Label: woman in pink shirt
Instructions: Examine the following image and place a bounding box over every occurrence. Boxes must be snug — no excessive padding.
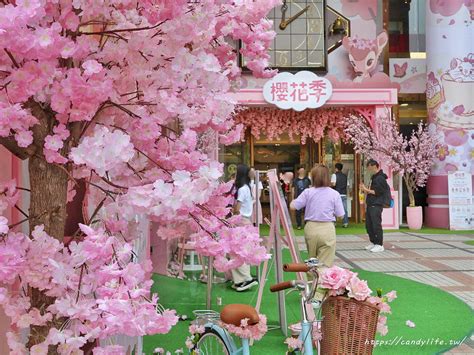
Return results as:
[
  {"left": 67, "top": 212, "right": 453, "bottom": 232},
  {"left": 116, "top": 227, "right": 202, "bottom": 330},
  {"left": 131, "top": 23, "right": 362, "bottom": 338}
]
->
[{"left": 290, "top": 165, "right": 345, "bottom": 267}]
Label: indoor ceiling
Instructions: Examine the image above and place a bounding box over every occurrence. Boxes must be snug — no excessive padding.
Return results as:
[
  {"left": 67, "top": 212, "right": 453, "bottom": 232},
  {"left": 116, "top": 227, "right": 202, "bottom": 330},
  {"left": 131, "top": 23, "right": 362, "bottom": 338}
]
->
[{"left": 398, "top": 101, "right": 427, "bottom": 125}]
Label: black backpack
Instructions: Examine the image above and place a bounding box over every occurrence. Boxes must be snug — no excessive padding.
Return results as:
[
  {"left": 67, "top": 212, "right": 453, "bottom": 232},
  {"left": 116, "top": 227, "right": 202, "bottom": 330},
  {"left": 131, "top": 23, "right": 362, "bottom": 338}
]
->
[{"left": 382, "top": 183, "right": 394, "bottom": 208}]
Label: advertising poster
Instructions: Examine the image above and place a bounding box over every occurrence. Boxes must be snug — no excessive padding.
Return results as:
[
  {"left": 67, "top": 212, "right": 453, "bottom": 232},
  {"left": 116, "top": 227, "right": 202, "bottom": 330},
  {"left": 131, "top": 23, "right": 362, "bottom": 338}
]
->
[{"left": 448, "top": 171, "right": 473, "bottom": 230}]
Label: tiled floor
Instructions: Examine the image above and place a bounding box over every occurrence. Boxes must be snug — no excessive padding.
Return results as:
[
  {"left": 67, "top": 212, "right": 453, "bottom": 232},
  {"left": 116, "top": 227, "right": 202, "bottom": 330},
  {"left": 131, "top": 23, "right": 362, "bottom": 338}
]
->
[{"left": 296, "top": 230, "right": 474, "bottom": 354}]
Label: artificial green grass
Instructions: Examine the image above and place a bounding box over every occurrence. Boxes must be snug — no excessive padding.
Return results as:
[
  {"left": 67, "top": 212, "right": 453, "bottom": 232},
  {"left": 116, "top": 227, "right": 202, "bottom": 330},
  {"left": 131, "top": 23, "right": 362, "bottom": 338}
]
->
[
  {"left": 259, "top": 224, "right": 474, "bottom": 237},
  {"left": 143, "top": 251, "right": 473, "bottom": 354}
]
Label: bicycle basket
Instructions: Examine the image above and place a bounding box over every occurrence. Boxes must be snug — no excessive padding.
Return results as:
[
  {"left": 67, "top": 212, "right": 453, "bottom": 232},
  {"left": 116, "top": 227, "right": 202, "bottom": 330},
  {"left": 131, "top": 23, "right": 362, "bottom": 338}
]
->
[{"left": 321, "top": 296, "right": 380, "bottom": 355}]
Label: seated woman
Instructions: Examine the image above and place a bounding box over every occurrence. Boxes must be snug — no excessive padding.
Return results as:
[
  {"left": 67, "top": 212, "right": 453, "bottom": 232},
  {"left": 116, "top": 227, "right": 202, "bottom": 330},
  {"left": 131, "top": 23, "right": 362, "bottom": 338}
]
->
[{"left": 290, "top": 165, "right": 345, "bottom": 267}]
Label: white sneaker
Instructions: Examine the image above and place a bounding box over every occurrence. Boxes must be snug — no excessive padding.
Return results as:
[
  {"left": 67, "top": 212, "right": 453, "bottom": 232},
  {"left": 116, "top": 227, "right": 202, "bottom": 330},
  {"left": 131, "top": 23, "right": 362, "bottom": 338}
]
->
[
  {"left": 365, "top": 243, "right": 375, "bottom": 250},
  {"left": 370, "top": 245, "right": 384, "bottom": 253}
]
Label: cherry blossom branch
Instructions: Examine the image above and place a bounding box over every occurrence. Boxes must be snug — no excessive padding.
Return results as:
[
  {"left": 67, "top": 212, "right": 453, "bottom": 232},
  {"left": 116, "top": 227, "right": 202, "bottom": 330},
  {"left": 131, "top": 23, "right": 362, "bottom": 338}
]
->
[
  {"left": 75, "top": 264, "right": 85, "bottom": 303},
  {"left": 189, "top": 213, "right": 217, "bottom": 240},
  {"left": 14, "top": 204, "right": 29, "bottom": 218},
  {"left": 197, "top": 204, "right": 232, "bottom": 228},
  {"left": 99, "top": 175, "right": 129, "bottom": 191},
  {"left": 79, "top": 20, "right": 167, "bottom": 35},
  {"left": 134, "top": 147, "right": 171, "bottom": 177},
  {"left": 8, "top": 209, "right": 50, "bottom": 230},
  {"left": 4, "top": 48, "right": 20, "bottom": 68},
  {"left": 84, "top": 197, "right": 107, "bottom": 226},
  {"left": 0, "top": 136, "right": 36, "bottom": 160},
  {"left": 105, "top": 101, "right": 178, "bottom": 135}
]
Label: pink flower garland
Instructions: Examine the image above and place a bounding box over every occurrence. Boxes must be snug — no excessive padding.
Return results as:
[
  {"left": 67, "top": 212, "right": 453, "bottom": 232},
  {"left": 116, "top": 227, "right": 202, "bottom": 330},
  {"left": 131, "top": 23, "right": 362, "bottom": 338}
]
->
[
  {"left": 220, "top": 314, "right": 268, "bottom": 341},
  {"left": 234, "top": 107, "right": 357, "bottom": 144}
]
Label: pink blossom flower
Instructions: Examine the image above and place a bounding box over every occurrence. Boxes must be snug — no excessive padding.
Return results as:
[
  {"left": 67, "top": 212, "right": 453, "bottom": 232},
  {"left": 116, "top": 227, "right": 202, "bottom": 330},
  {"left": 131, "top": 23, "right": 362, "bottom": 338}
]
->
[
  {"left": 378, "top": 302, "right": 392, "bottom": 314},
  {"left": 285, "top": 337, "right": 303, "bottom": 351},
  {"left": 0, "top": 216, "right": 9, "bottom": 234},
  {"left": 385, "top": 290, "right": 397, "bottom": 302},
  {"left": 406, "top": 320, "right": 416, "bottom": 328},
  {"left": 320, "top": 266, "right": 354, "bottom": 294},
  {"left": 189, "top": 324, "right": 205, "bottom": 335},
  {"left": 346, "top": 276, "right": 372, "bottom": 301},
  {"left": 14, "top": 130, "right": 33, "bottom": 147},
  {"left": 82, "top": 60, "right": 103, "bottom": 76}
]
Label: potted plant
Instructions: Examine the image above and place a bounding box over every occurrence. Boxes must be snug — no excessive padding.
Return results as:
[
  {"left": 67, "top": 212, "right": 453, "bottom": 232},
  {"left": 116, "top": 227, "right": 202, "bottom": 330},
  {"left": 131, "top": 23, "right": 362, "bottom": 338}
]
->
[{"left": 344, "top": 114, "right": 440, "bottom": 229}]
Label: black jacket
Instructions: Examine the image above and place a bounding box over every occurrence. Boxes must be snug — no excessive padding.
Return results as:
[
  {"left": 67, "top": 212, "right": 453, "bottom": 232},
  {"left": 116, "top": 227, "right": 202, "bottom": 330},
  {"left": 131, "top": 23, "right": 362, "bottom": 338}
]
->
[{"left": 366, "top": 170, "right": 389, "bottom": 207}]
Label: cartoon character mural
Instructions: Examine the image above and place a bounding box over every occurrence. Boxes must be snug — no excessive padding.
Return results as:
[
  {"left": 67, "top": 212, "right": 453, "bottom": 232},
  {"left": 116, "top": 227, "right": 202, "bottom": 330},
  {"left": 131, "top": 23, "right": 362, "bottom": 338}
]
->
[
  {"left": 428, "top": 53, "right": 474, "bottom": 130},
  {"left": 393, "top": 62, "right": 408, "bottom": 78},
  {"left": 342, "top": 31, "right": 388, "bottom": 83}
]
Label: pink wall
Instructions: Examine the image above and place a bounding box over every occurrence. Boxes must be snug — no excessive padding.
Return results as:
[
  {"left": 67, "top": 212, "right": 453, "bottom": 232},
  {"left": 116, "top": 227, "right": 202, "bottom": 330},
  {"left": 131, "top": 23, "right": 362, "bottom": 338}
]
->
[{"left": 0, "top": 146, "right": 19, "bottom": 354}]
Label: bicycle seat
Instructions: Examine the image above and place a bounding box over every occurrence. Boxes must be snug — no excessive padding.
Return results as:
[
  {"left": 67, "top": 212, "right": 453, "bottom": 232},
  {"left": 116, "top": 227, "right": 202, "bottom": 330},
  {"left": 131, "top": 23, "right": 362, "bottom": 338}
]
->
[{"left": 220, "top": 304, "right": 260, "bottom": 326}]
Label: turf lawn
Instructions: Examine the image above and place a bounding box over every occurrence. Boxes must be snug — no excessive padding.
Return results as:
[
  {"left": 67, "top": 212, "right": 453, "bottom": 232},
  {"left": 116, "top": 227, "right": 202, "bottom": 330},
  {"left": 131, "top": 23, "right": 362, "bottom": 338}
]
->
[
  {"left": 259, "top": 224, "right": 474, "bottom": 237},
  {"left": 143, "top": 250, "right": 473, "bottom": 355}
]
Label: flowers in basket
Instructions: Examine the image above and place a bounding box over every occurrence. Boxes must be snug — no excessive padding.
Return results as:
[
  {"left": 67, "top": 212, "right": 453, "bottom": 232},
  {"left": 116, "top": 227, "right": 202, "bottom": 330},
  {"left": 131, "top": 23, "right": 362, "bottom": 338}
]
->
[
  {"left": 319, "top": 266, "right": 397, "bottom": 336},
  {"left": 220, "top": 314, "right": 268, "bottom": 341}
]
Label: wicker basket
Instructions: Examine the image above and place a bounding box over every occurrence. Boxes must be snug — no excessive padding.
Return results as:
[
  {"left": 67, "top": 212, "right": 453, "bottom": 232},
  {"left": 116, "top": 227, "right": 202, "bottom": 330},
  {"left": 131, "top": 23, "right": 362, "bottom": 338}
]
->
[{"left": 321, "top": 296, "right": 380, "bottom": 355}]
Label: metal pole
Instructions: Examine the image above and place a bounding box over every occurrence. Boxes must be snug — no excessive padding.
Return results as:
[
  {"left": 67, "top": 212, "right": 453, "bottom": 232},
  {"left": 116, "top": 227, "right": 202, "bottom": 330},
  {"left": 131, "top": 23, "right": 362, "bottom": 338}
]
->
[
  {"left": 399, "top": 176, "right": 403, "bottom": 225},
  {"left": 206, "top": 256, "right": 213, "bottom": 309},
  {"left": 255, "top": 170, "right": 261, "bottom": 282}
]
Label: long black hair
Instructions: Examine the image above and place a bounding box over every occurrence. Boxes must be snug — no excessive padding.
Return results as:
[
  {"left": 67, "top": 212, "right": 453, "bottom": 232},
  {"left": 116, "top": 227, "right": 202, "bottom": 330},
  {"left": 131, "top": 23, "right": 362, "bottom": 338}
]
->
[{"left": 234, "top": 164, "right": 251, "bottom": 199}]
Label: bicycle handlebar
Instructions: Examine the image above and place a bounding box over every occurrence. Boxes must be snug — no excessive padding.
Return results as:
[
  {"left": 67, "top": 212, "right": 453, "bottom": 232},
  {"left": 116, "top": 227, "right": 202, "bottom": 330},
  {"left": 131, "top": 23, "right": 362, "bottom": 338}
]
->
[
  {"left": 283, "top": 263, "right": 310, "bottom": 272},
  {"left": 270, "top": 281, "right": 294, "bottom": 292}
]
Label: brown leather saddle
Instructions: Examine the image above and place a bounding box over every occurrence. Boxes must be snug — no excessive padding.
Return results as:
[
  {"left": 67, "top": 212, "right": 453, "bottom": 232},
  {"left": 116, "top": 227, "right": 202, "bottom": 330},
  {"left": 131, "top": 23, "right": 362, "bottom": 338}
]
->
[{"left": 220, "top": 304, "right": 260, "bottom": 327}]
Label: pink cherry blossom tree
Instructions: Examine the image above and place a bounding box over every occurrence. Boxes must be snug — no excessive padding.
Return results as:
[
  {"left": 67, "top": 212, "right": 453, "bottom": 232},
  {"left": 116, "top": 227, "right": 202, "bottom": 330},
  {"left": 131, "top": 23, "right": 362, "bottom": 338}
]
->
[
  {"left": 0, "top": 0, "right": 279, "bottom": 352},
  {"left": 344, "top": 113, "right": 440, "bottom": 207}
]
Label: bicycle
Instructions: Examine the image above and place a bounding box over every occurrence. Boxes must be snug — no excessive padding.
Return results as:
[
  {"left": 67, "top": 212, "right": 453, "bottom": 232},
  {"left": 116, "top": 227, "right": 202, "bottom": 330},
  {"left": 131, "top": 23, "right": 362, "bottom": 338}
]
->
[
  {"left": 270, "top": 258, "right": 323, "bottom": 355},
  {"left": 190, "top": 258, "right": 322, "bottom": 355}
]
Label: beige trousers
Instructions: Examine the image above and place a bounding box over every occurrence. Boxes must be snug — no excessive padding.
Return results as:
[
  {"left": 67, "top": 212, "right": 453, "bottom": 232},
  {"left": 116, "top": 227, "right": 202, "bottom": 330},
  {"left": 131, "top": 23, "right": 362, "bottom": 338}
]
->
[
  {"left": 304, "top": 221, "right": 336, "bottom": 268},
  {"left": 231, "top": 216, "right": 253, "bottom": 284}
]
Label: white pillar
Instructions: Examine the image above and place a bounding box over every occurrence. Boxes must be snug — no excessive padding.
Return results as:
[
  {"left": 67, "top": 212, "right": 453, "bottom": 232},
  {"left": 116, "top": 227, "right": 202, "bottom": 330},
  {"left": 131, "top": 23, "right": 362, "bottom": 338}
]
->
[{"left": 425, "top": 2, "right": 473, "bottom": 228}]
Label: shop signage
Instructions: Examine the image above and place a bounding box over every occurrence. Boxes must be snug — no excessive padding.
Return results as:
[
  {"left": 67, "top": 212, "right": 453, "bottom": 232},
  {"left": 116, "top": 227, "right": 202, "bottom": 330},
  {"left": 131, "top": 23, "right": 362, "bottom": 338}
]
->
[
  {"left": 263, "top": 71, "right": 333, "bottom": 112},
  {"left": 448, "top": 171, "right": 473, "bottom": 230}
]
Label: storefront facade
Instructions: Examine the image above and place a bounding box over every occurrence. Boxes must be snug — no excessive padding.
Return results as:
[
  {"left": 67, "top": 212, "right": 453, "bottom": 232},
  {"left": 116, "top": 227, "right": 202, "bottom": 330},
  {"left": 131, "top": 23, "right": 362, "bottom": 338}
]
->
[{"left": 222, "top": 87, "right": 399, "bottom": 228}]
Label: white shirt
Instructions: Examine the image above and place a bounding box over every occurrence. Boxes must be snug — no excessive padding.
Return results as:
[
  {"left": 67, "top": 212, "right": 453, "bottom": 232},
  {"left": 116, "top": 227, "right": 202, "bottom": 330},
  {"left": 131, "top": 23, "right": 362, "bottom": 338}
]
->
[
  {"left": 331, "top": 173, "right": 337, "bottom": 185},
  {"left": 250, "top": 180, "right": 263, "bottom": 196},
  {"left": 237, "top": 185, "right": 253, "bottom": 218}
]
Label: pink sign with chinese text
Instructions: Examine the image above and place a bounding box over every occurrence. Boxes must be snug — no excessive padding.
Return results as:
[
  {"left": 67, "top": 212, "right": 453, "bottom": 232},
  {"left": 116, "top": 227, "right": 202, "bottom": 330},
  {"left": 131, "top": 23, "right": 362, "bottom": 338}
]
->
[{"left": 263, "top": 71, "right": 333, "bottom": 111}]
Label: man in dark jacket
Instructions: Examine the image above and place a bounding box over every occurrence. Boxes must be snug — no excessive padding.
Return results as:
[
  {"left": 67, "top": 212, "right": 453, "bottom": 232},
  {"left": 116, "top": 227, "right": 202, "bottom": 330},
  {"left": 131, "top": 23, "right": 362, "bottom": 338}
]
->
[
  {"left": 292, "top": 166, "right": 311, "bottom": 229},
  {"left": 331, "top": 163, "right": 349, "bottom": 227},
  {"left": 359, "top": 159, "right": 390, "bottom": 253}
]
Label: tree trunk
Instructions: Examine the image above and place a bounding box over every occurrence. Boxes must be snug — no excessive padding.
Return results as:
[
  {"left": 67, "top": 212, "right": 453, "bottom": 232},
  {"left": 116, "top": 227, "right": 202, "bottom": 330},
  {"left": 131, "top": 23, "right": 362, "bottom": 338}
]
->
[
  {"left": 28, "top": 155, "right": 68, "bottom": 239},
  {"left": 26, "top": 102, "right": 69, "bottom": 350},
  {"left": 404, "top": 174, "right": 416, "bottom": 207}
]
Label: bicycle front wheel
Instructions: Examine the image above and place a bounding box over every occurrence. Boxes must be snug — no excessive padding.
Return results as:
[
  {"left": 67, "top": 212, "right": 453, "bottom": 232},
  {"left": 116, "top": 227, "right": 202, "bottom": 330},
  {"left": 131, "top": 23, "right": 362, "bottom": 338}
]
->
[{"left": 195, "top": 328, "right": 231, "bottom": 355}]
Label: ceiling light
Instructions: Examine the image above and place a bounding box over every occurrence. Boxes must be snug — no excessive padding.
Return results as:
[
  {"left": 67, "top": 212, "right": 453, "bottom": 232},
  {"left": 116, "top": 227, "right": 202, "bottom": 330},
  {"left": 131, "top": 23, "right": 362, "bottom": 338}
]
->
[{"left": 400, "top": 103, "right": 409, "bottom": 107}]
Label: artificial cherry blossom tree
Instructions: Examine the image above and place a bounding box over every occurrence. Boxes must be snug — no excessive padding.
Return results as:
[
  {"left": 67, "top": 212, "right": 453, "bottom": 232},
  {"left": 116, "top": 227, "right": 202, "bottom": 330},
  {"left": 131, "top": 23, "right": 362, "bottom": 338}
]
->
[
  {"left": 344, "top": 113, "right": 439, "bottom": 207},
  {"left": 0, "top": 1, "right": 279, "bottom": 353}
]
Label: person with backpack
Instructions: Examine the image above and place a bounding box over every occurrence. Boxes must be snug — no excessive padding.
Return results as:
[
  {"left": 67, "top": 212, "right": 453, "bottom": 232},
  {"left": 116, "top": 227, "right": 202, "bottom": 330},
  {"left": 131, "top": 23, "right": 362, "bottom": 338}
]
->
[
  {"left": 331, "top": 163, "right": 349, "bottom": 228},
  {"left": 359, "top": 159, "right": 391, "bottom": 253},
  {"left": 292, "top": 166, "right": 311, "bottom": 230}
]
